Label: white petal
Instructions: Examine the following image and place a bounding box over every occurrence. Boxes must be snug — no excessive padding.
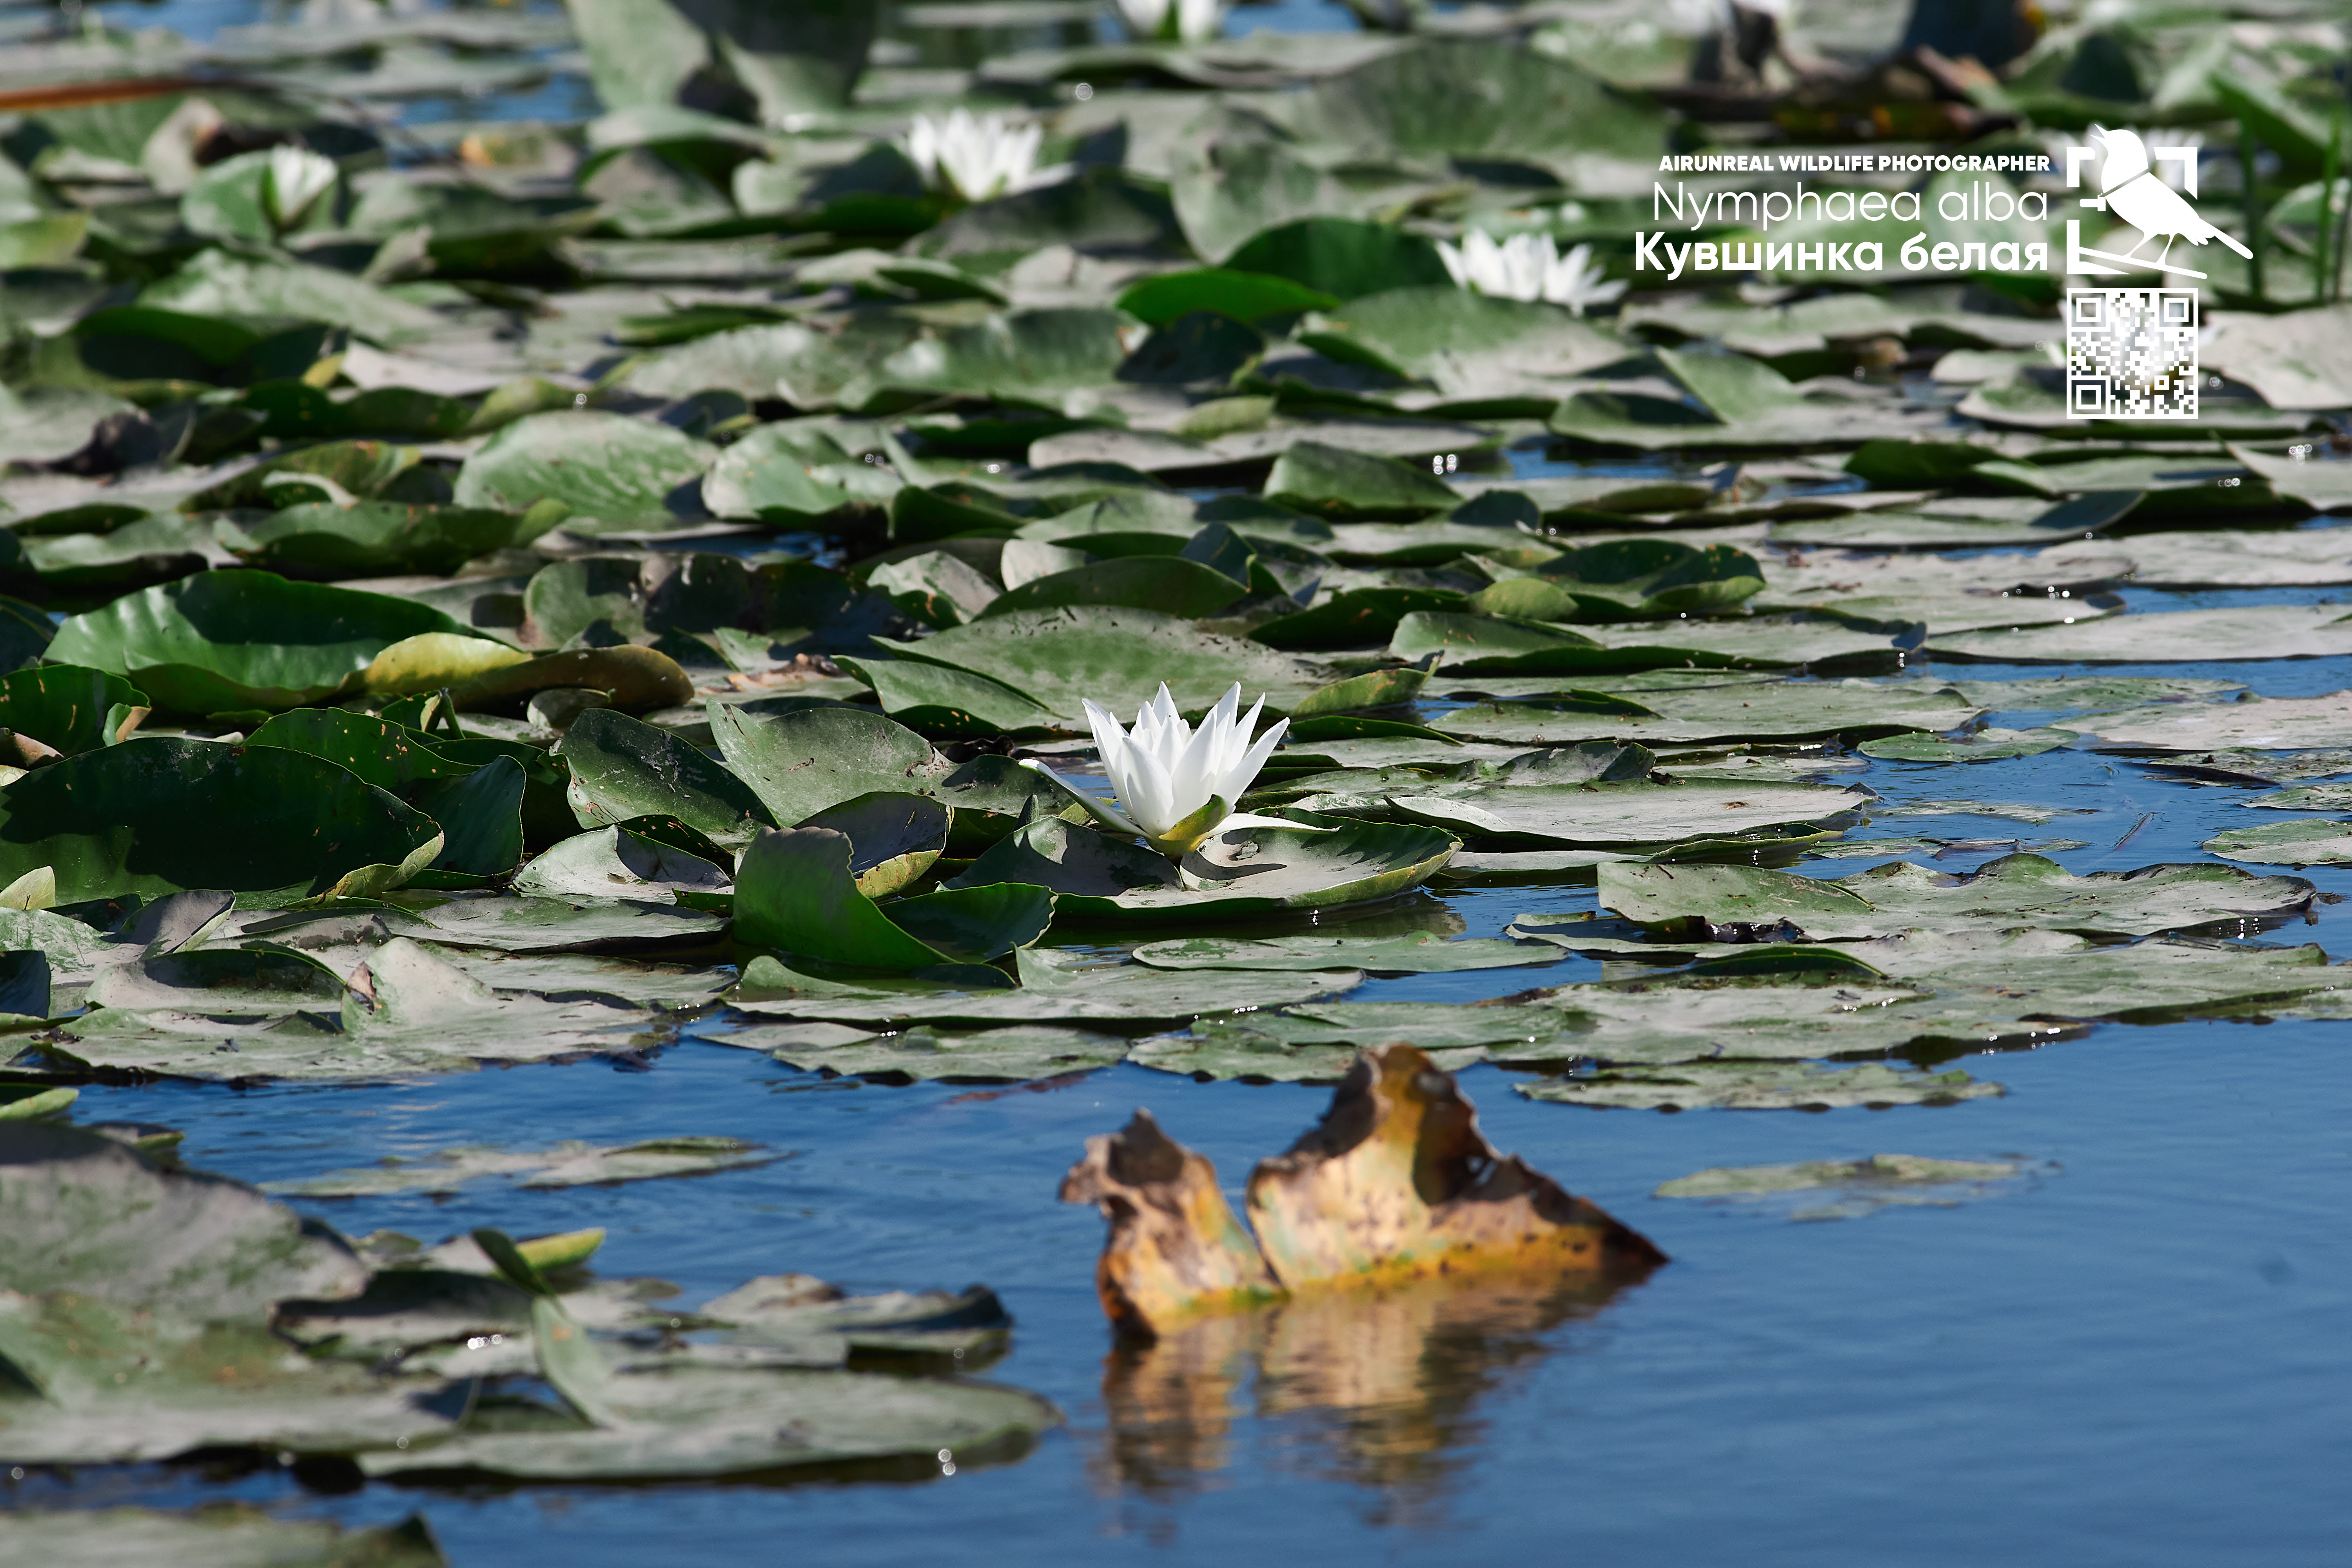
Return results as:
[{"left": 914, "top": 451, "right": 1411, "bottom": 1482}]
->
[
  {"left": 1213, "top": 713, "right": 1287, "bottom": 802},
  {"left": 1210, "top": 813, "right": 1334, "bottom": 834},
  {"left": 1018, "top": 759, "right": 1145, "bottom": 838},
  {"left": 1437, "top": 240, "right": 1469, "bottom": 289}
]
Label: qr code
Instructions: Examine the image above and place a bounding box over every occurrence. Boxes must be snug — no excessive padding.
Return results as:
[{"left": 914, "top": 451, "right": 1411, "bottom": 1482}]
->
[{"left": 2066, "top": 288, "right": 2198, "bottom": 420}]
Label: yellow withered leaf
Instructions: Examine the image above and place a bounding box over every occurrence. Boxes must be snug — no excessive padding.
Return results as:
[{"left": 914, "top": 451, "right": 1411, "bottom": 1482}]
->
[
  {"left": 1245, "top": 1043, "right": 1666, "bottom": 1289},
  {"left": 1059, "top": 1108, "right": 1283, "bottom": 1338}
]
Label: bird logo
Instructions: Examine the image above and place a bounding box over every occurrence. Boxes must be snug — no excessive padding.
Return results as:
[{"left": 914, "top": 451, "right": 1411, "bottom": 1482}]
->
[{"left": 2067, "top": 126, "right": 2250, "bottom": 280}]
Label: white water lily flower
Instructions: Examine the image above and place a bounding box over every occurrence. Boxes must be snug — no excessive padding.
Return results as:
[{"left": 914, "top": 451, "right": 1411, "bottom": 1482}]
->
[
  {"left": 1113, "top": 0, "right": 1224, "bottom": 42},
  {"left": 262, "top": 145, "right": 339, "bottom": 232},
  {"left": 904, "top": 109, "right": 1049, "bottom": 203},
  {"left": 1022, "top": 682, "right": 1329, "bottom": 858},
  {"left": 1437, "top": 229, "right": 1629, "bottom": 316}
]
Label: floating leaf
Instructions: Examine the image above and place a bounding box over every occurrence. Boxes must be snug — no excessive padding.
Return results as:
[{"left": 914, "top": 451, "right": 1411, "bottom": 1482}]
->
[
  {"left": 1131, "top": 933, "right": 1555, "bottom": 973},
  {"left": 1519, "top": 1062, "right": 2004, "bottom": 1112},
  {"left": 1243, "top": 1044, "right": 1664, "bottom": 1289},
  {"left": 735, "top": 826, "right": 1052, "bottom": 968},
  {"left": 453, "top": 411, "right": 717, "bottom": 526},
  {"left": 1596, "top": 855, "right": 2314, "bottom": 941},
  {"left": 1651, "top": 1153, "right": 2042, "bottom": 1220},
  {"left": 0, "top": 739, "right": 440, "bottom": 903},
  {"left": 949, "top": 814, "right": 1456, "bottom": 920},
  {"left": 261, "top": 1136, "right": 778, "bottom": 1197},
  {"left": 48, "top": 572, "right": 475, "bottom": 713}
]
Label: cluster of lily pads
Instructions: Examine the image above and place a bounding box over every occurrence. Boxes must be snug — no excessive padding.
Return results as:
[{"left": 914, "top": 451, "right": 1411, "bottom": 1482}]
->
[{"left": 2, "top": 0, "right": 2352, "bottom": 1521}]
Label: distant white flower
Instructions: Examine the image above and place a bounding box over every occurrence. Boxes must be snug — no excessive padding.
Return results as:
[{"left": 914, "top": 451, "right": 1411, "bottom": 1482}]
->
[
  {"left": 262, "top": 145, "right": 339, "bottom": 232},
  {"left": 1437, "top": 230, "right": 1629, "bottom": 316},
  {"left": 1113, "top": 0, "right": 1223, "bottom": 42},
  {"left": 904, "top": 109, "right": 1049, "bottom": 203},
  {"left": 1022, "top": 683, "right": 1328, "bottom": 858}
]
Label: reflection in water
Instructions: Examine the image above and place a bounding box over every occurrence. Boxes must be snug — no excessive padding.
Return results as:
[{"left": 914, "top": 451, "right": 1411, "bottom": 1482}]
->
[{"left": 1093, "top": 1270, "right": 1646, "bottom": 1511}]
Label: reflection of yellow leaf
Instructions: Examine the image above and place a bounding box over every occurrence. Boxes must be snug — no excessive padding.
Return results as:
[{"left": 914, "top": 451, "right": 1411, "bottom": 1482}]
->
[
  {"left": 1099, "top": 1269, "right": 1642, "bottom": 1495},
  {"left": 363, "top": 633, "right": 530, "bottom": 696},
  {"left": 1246, "top": 1044, "right": 1666, "bottom": 1290}
]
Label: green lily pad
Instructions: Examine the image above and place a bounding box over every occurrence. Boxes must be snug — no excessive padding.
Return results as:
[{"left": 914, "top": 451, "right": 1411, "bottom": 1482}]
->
[
  {"left": 733, "top": 946, "right": 1361, "bottom": 1025},
  {"left": 0, "top": 1120, "right": 367, "bottom": 1318},
  {"left": 2088, "top": 690, "right": 2352, "bottom": 752},
  {"left": 1480, "top": 540, "right": 1767, "bottom": 622},
  {"left": 223, "top": 501, "right": 553, "bottom": 579},
  {"left": 261, "top": 1136, "right": 778, "bottom": 1197},
  {"left": 1432, "top": 679, "right": 1978, "bottom": 746},
  {"left": 557, "top": 708, "right": 775, "bottom": 849},
  {"left": 947, "top": 813, "right": 1456, "bottom": 920},
  {"left": 1115, "top": 269, "right": 1340, "bottom": 327},
  {"left": 510, "top": 826, "right": 734, "bottom": 902},
  {"left": 1382, "top": 778, "right": 1871, "bottom": 849},
  {"left": 706, "top": 704, "right": 949, "bottom": 826},
  {"left": 1127, "top": 1000, "right": 1579, "bottom": 1082},
  {"left": 0, "top": 739, "right": 441, "bottom": 903},
  {"left": 358, "top": 1359, "right": 1057, "bottom": 1483},
  {"left": 47, "top": 571, "right": 476, "bottom": 713},
  {"left": 1651, "top": 1152, "right": 2039, "bottom": 1220},
  {"left": 735, "top": 826, "right": 1053, "bottom": 968},
  {"left": 1596, "top": 855, "right": 2314, "bottom": 941},
  {"left": 980, "top": 555, "right": 1249, "bottom": 620},
  {"left": 0, "top": 665, "right": 148, "bottom": 756},
  {"left": 1857, "top": 727, "right": 2079, "bottom": 762},
  {"left": 868, "top": 308, "right": 1131, "bottom": 407},
  {"left": 752, "top": 1023, "right": 1129, "bottom": 1083},
  {"left": 1298, "top": 288, "right": 1627, "bottom": 407},
  {"left": 1223, "top": 216, "right": 1453, "bottom": 301},
  {"left": 2202, "top": 818, "right": 2352, "bottom": 867},
  {"left": 1130, "top": 933, "right": 1556, "bottom": 973},
  {"left": 1264, "top": 440, "right": 1460, "bottom": 519},
  {"left": 869, "top": 606, "right": 1334, "bottom": 722},
  {"left": 0, "top": 1508, "right": 446, "bottom": 1568},
  {"left": 1520, "top": 1062, "right": 2004, "bottom": 1112},
  {"left": 453, "top": 411, "right": 717, "bottom": 526},
  {"left": 1927, "top": 606, "right": 2352, "bottom": 665}
]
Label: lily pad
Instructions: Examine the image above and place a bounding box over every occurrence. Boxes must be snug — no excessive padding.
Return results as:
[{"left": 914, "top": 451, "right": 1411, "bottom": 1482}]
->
[
  {"left": 1595, "top": 855, "right": 2314, "bottom": 941},
  {"left": 947, "top": 813, "right": 1456, "bottom": 920},
  {"left": 510, "top": 826, "right": 734, "bottom": 902},
  {"left": 1382, "top": 779, "right": 1872, "bottom": 849},
  {"left": 453, "top": 412, "right": 717, "bottom": 526},
  {"left": 0, "top": 739, "right": 441, "bottom": 903},
  {"left": 2088, "top": 691, "right": 2352, "bottom": 752},
  {"left": 1519, "top": 1062, "right": 2004, "bottom": 1112},
  {"left": 1857, "top": 727, "right": 2079, "bottom": 762},
  {"left": 734, "top": 826, "right": 1053, "bottom": 967},
  {"left": 753, "top": 1023, "right": 1129, "bottom": 1083},
  {"left": 0, "top": 1508, "right": 446, "bottom": 1567},
  {"left": 2202, "top": 818, "right": 2352, "bottom": 867},
  {"left": 869, "top": 607, "right": 1334, "bottom": 722},
  {"left": 557, "top": 708, "right": 775, "bottom": 848},
  {"left": 1130, "top": 933, "right": 1556, "bottom": 973},
  {"left": 261, "top": 1136, "right": 778, "bottom": 1197},
  {"left": 47, "top": 571, "right": 476, "bottom": 713},
  {"left": 1651, "top": 1153, "right": 2040, "bottom": 1220},
  {"left": 0, "top": 1121, "right": 367, "bottom": 1317},
  {"left": 1927, "top": 606, "right": 2352, "bottom": 665},
  {"left": 733, "top": 947, "right": 1362, "bottom": 1026}
]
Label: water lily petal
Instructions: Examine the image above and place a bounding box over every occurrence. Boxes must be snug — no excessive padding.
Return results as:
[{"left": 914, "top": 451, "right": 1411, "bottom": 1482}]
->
[
  {"left": 1019, "top": 759, "right": 1145, "bottom": 838},
  {"left": 1208, "top": 813, "right": 1336, "bottom": 834}
]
